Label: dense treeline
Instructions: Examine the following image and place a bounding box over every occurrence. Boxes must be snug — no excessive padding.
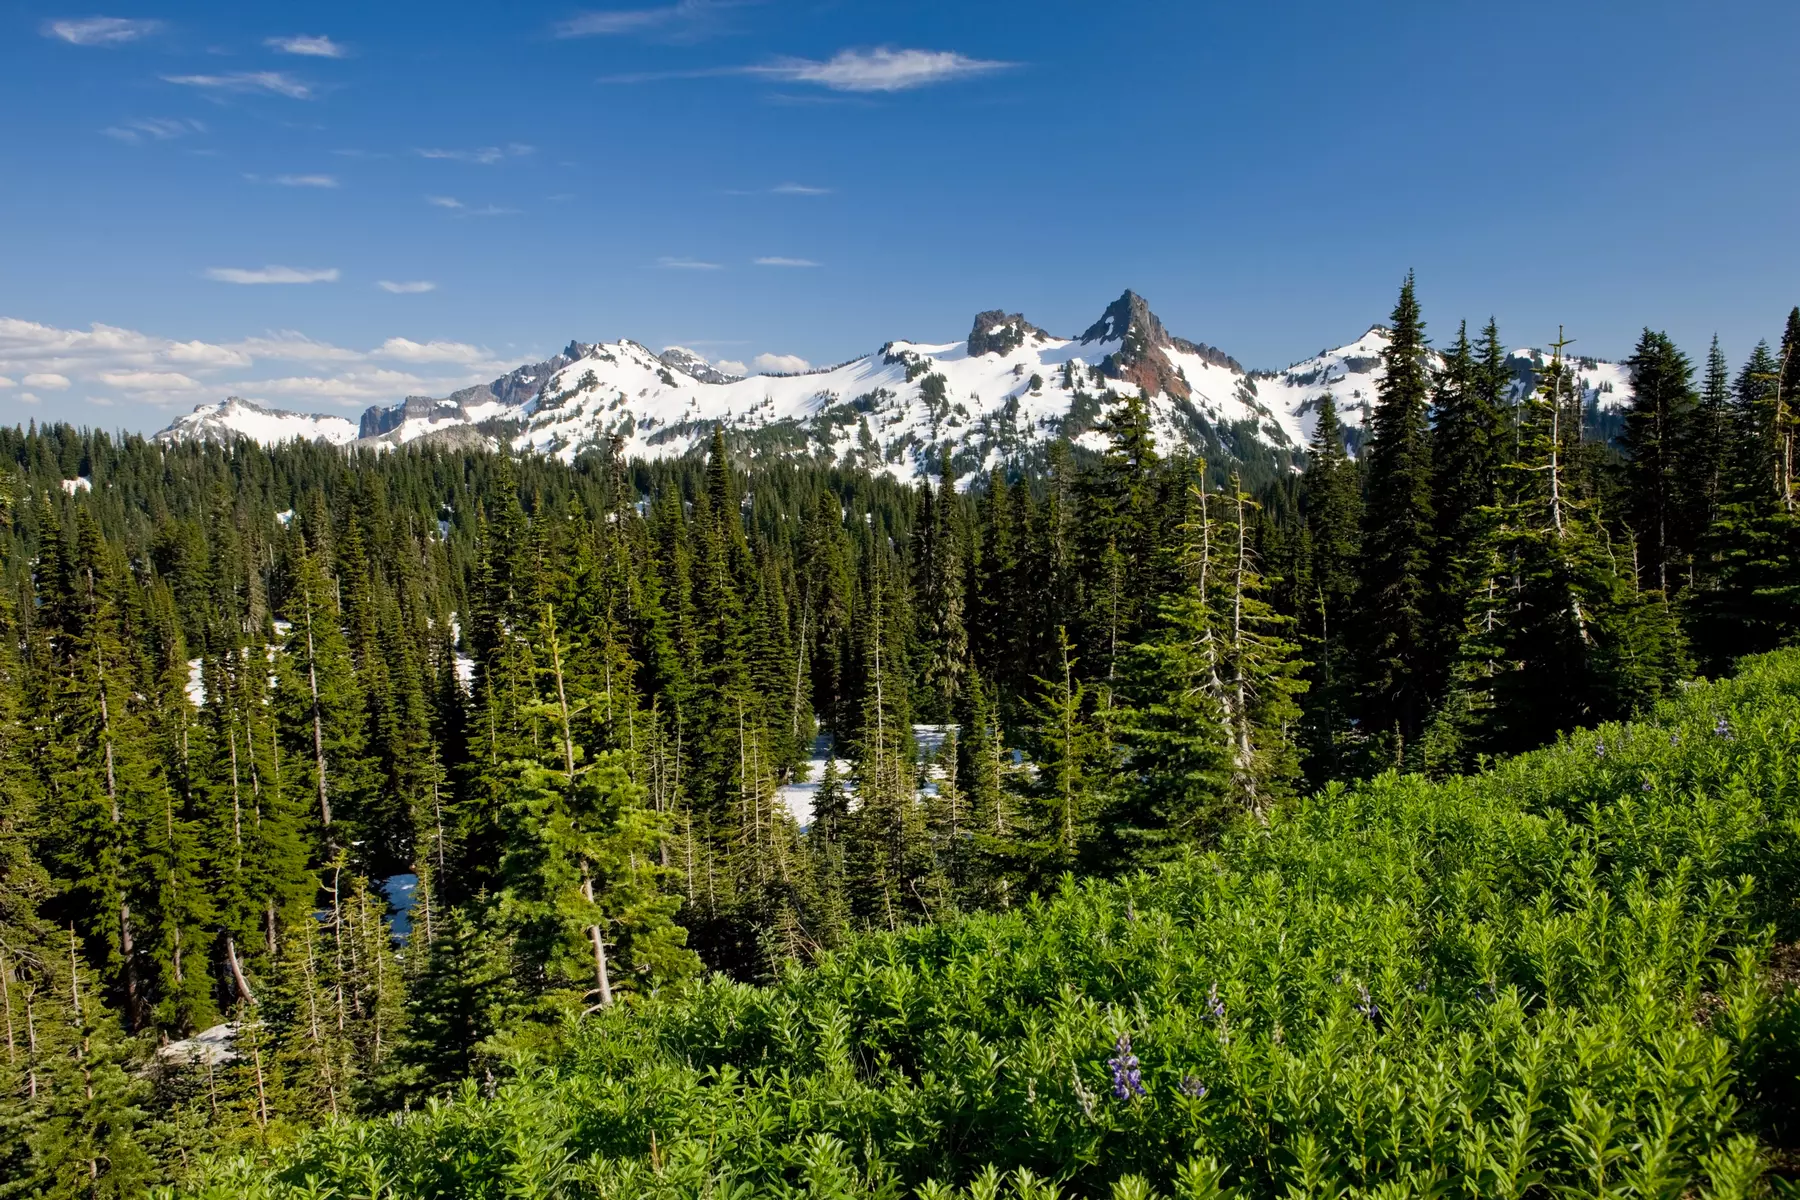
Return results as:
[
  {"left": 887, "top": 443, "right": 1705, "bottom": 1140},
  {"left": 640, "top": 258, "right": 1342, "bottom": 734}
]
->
[{"left": 0, "top": 277, "right": 1796, "bottom": 1193}]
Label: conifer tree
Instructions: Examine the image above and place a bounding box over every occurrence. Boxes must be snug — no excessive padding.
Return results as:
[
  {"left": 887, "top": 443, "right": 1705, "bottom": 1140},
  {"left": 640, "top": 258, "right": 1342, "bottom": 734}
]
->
[
  {"left": 1297, "top": 396, "right": 1362, "bottom": 779},
  {"left": 1622, "top": 329, "right": 1700, "bottom": 595},
  {"left": 1355, "top": 272, "right": 1437, "bottom": 762}
]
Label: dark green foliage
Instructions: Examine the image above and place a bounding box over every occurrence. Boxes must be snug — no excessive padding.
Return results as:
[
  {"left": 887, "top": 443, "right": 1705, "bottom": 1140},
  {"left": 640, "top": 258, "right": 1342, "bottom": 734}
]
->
[
  {"left": 1355, "top": 273, "right": 1437, "bottom": 761},
  {"left": 0, "top": 280, "right": 1797, "bottom": 1192},
  {"left": 184, "top": 648, "right": 1800, "bottom": 1200}
]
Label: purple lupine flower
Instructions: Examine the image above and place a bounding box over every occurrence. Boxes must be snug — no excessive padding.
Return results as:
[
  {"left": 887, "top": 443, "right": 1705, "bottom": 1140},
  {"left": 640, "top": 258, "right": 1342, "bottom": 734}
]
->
[
  {"left": 1179, "top": 1075, "right": 1208, "bottom": 1099},
  {"left": 1669, "top": 732, "right": 1680, "bottom": 747},
  {"left": 1714, "top": 716, "right": 1733, "bottom": 740},
  {"left": 1356, "top": 983, "right": 1385, "bottom": 1032},
  {"left": 1204, "top": 982, "right": 1226, "bottom": 1022},
  {"left": 1106, "top": 1035, "right": 1145, "bottom": 1100},
  {"left": 1594, "top": 739, "right": 1606, "bottom": 759},
  {"left": 1641, "top": 780, "right": 1653, "bottom": 792}
]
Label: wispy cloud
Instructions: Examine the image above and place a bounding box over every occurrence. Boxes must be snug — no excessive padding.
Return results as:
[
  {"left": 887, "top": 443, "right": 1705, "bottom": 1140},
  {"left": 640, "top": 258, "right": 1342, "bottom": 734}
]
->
[
  {"left": 727, "top": 181, "right": 832, "bottom": 196},
  {"left": 0, "top": 316, "right": 523, "bottom": 410},
  {"left": 376, "top": 338, "right": 490, "bottom": 365},
  {"left": 205, "top": 266, "right": 339, "bottom": 285},
  {"left": 602, "top": 47, "right": 1012, "bottom": 91},
  {"left": 377, "top": 280, "right": 437, "bottom": 294},
  {"left": 656, "top": 256, "right": 723, "bottom": 270},
  {"left": 752, "top": 353, "right": 809, "bottom": 373},
  {"left": 424, "top": 196, "right": 517, "bottom": 217},
  {"left": 754, "top": 256, "right": 818, "bottom": 267},
  {"left": 165, "top": 72, "right": 313, "bottom": 100},
  {"left": 43, "top": 16, "right": 160, "bottom": 46},
  {"left": 415, "top": 144, "right": 533, "bottom": 165},
  {"left": 99, "top": 369, "right": 201, "bottom": 391},
  {"left": 752, "top": 48, "right": 1011, "bottom": 92},
  {"left": 266, "top": 34, "right": 346, "bottom": 58},
  {"left": 103, "top": 117, "right": 204, "bottom": 143},
  {"left": 250, "top": 173, "right": 340, "bottom": 188},
  {"left": 554, "top": 0, "right": 742, "bottom": 40}
]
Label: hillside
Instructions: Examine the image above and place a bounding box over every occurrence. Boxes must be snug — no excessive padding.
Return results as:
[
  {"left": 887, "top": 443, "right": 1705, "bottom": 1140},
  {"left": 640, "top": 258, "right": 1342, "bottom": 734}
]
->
[
  {"left": 181, "top": 649, "right": 1800, "bottom": 1199},
  {"left": 155, "top": 291, "right": 1637, "bottom": 479}
]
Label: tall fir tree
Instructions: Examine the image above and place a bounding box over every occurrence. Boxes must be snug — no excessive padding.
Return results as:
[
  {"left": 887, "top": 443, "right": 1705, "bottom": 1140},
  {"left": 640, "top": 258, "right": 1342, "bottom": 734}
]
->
[{"left": 1355, "top": 272, "right": 1437, "bottom": 764}]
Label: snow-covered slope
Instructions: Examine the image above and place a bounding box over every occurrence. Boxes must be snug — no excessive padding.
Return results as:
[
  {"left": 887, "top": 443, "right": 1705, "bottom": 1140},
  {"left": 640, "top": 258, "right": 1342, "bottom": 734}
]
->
[
  {"left": 1254, "top": 330, "right": 1635, "bottom": 447},
  {"left": 511, "top": 291, "right": 1300, "bottom": 479},
  {"left": 152, "top": 293, "right": 1638, "bottom": 476},
  {"left": 158, "top": 397, "right": 360, "bottom": 446}
]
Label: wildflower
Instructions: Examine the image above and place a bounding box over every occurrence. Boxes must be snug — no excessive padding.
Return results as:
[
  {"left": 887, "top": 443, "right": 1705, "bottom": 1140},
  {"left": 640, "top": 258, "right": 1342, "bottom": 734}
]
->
[
  {"left": 1594, "top": 739, "right": 1606, "bottom": 759},
  {"left": 1107, "top": 1035, "right": 1145, "bottom": 1100},
  {"left": 1179, "top": 1075, "right": 1208, "bottom": 1099},
  {"left": 1356, "top": 983, "right": 1386, "bottom": 1032},
  {"left": 1669, "top": 732, "right": 1680, "bottom": 747},
  {"left": 1204, "top": 982, "right": 1226, "bottom": 1022},
  {"left": 1714, "top": 716, "right": 1733, "bottom": 740},
  {"left": 1641, "top": 780, "right": 1653, "bottom": 792}
]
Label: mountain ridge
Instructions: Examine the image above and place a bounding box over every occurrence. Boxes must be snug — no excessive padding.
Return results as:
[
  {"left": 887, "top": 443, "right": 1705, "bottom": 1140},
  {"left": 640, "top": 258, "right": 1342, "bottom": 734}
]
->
[{"left": 155, "top": 291, "right": 1636, "bottom": 480}]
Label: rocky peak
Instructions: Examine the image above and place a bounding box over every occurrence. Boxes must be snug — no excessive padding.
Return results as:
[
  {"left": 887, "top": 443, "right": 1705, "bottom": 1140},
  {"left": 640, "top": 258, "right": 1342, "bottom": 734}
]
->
[
  {"left": 966, "top": 310, "right": 1047, "bottom": 357},
  {"left": 1076, "top": 290, "right": 1193, "bottom": 400},
  {"left": 658, "top": 346, "right": 743, "bottom": 385},
  {"left": 1078, "top": 290, "right": 1170, "bottom": 351}
]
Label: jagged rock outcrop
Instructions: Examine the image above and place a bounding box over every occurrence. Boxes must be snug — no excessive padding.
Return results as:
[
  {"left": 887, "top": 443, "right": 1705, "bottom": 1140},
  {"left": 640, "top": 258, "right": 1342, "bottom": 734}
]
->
[
  {"left": 658, "top": 346, "right": 743, "bottom": 385},
  {"left": 967, "top": 311, "right": 1048, "bottom": 357}
]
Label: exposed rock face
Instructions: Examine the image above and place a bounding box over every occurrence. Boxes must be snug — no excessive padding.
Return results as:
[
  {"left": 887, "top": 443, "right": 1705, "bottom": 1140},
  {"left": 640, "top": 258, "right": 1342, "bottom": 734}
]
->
[
  {"left": 357, "top": 346, "right": 583, "bottom": 437},
  {"left": 967, "top": 310, "right": 1047, "bottom": 357},
  {"left": 1079, "top": 290, "right": 1193, "bottom": 400},
  {"left": 658, "top": 346, "right": 743, "bottom": 385},
  {"left": 360, "top": 395, "right": 462, "bottom": 438}
]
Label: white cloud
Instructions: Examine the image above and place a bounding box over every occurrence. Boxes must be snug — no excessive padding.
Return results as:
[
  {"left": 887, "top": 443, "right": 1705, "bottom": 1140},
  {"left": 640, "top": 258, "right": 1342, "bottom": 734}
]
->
[
  {"left": 103, "top": 117, "right": 204, "bottom": 144},
  {"left": 0, "top": 377, "right": 11, "bottom": 388},
  {"left": 205, "top": 266, "right": 339, "bottom": 285},
  {"left": 226, "top": 333, "right": 361, "bottom": 364},
  {"left": 375, "top": 338, "right": 489, "bottom": 365},
  {"left": 714, "top": 359, "right": 748, "bottom": 376},
  {"left": 554, "top": 1, "right": 731, "bottom": 38},
  {"left": 272, "top": 173, "right": 339, "bottom": 188},
  {"left": 378, "top": 280, "right": 437, "bottom": 294},
  {"left": 164, "top": 72, "right": 313, "bottom": 100},
  {"left": 771, "top": 182, "right": 831, "bottom": 195},
  {"left": 754, "top": 256, "right": 818, "bottom": 268},
  {"left": 751, "top": 48, "right": 1011, "bottom": 92},
  {"left": 43, "top": 16, "right": 160, "bottom": 46},
  {"left": 266, "top": 34, "right": 346, "bottom": 58},
  {"left": 16, "top": 393, "right": 41, "bottom": 405},
  {"left": 99, "top": 370, "right": 201, "bottom": 390},
  {"left": 657, "top": 256, "right": 723, "bottom": 270},
  {"left": 0, "top": 315, "right": 516, "bottom": 411},
  {"left": 426, "top": 195, "right": 464, "bottom": 209},
  {"left": 415, "top": 144, "right": 533, "bottom": 165},
  {"left": 753, "top": 353, "right": 810, "bottom": 374}
]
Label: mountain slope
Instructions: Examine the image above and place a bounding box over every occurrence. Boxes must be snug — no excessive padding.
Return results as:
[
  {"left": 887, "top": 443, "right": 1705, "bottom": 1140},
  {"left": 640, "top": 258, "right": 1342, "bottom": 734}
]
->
[{"left": 155, "top": 292, "right": 1637, "bottom": 478}]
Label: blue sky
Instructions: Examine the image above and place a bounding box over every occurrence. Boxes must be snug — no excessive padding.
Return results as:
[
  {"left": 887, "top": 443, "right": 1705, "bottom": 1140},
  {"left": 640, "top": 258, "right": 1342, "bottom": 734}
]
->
[{"left": 3, "top": 0, "right": 1797, "bottom": 431}]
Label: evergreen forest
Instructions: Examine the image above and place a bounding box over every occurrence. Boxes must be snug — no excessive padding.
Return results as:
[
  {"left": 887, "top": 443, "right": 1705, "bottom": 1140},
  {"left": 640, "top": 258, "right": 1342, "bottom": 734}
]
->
[{"left": 1, "top": 278, "right": 1798, "bottom": 1197}]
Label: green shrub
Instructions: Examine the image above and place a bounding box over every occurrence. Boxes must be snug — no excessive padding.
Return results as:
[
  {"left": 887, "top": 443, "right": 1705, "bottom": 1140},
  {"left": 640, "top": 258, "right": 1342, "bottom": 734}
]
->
[{"left": 177, "top": 652, "right": 1800, "bottom": 1200}]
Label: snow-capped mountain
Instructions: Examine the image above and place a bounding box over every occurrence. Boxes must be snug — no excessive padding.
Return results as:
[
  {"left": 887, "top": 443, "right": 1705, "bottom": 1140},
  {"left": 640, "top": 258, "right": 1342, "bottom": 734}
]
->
[
  {"left": 159, "top": 396, "right": 361, "bottom": 446},
  {"left": 155, "top": 291, "right": 1638, "bottom": 478}
]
